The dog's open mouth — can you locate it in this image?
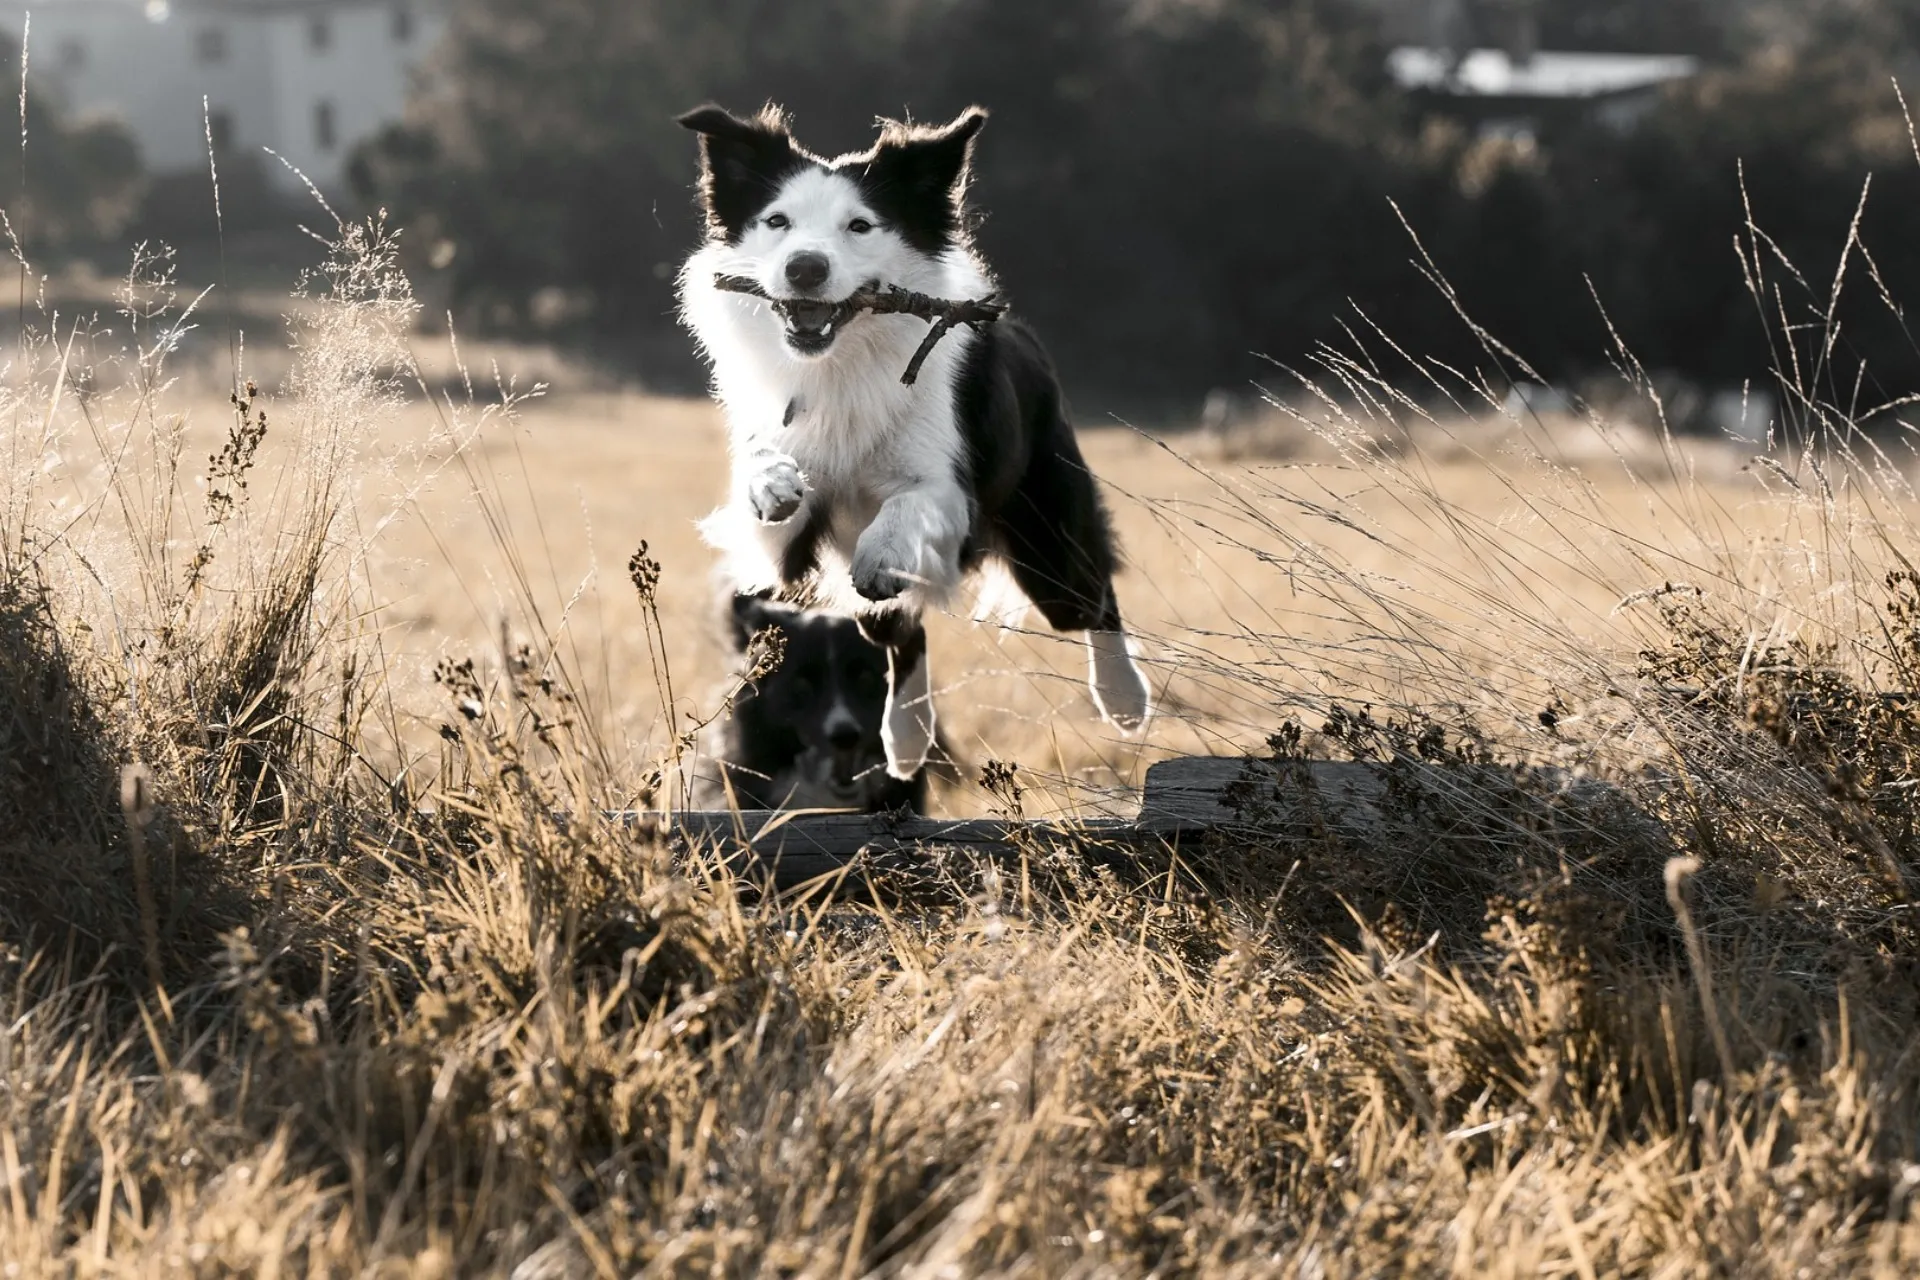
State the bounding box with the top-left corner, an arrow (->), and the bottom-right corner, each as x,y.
784,746 -> 882,808
830,746 -> 870,791
772,283 -> 877,356
781,301 -> 845,354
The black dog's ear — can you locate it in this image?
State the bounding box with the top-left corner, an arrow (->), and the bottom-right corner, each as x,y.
678,103 -> 800,241
859,107 -> 987,252
728,590 -> 768,650
728,590 -> 792,654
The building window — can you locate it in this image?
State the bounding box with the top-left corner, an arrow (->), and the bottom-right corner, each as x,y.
196,26 -> 226,63
393,6 -> 414,42
57,38 -> 85,71
207,109 -> 234,154
314,99 -> 336,151
308,16 -> 331,52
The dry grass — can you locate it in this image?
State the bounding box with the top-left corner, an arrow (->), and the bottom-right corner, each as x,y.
5,197 -> 1920,1278
336,381 -> 1783,819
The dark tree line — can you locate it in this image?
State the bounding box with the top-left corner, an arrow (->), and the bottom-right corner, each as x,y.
0,36 -> 142,256
352,0 -> 1920,412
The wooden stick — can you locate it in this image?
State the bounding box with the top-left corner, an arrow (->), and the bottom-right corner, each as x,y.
713,273 -> 1005,386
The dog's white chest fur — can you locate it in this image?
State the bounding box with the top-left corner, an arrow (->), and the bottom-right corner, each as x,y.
681,233 -> 990,611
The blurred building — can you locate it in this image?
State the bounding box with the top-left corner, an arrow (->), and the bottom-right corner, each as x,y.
0,0 -> 442,192
1387,46 -> 1701,138
1367,0 -> 1701,139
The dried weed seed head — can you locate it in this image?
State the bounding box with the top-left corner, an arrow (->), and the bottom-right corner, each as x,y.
627,541 -> 661,606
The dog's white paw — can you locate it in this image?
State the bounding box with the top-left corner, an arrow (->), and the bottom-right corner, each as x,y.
747,455 -> 807,525
850,525 -> 919,602
1088,629 -> 1151,732
882,658 -> 936,779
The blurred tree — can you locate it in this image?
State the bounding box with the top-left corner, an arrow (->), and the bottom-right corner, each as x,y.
1436,0 -> 1920,398
1534,0 -> 1723,55
356,0 -> 1429,401
0,34 -> 142,254
355,0 -> 1920,410
355,0 -> 914,350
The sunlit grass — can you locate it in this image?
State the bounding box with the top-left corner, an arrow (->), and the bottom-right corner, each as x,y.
4,172 -> 1920,1275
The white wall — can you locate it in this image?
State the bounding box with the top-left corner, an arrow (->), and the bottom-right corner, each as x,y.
264,3 -> 425,192
0,0 -> 442,192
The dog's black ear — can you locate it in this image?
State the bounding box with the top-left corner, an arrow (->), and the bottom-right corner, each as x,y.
678,103 -> 799,241
860,107 -> 987,252
728,590 -> 769,650
872,107 -> 987,197
729,590 -> 796,656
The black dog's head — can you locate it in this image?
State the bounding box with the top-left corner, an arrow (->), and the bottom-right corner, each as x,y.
700,592 -> 932,812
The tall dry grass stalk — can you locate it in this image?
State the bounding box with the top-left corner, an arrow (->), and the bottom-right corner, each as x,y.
5,159 -> 1920,1276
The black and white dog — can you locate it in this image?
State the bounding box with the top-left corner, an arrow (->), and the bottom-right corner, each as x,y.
694,591 -> 939,812
677,103 -> 1150,781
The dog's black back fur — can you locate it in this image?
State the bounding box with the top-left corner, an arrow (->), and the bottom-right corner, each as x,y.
953,318 -> 1123,633
696,592 -> 942,812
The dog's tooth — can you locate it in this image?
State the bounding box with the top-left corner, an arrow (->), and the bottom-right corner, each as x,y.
820,321 -> 833,337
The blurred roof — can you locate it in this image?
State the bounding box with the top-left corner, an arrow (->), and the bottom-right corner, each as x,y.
1388,47 -> 1701,99
0,0 -> 435,12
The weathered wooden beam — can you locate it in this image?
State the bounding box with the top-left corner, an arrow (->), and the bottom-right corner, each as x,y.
617,754 -> 1645,893
1135,756 -> 1384,833
1139,753 -> 1657,854
616,756 -> 1342,891
623,809 -> 1160,891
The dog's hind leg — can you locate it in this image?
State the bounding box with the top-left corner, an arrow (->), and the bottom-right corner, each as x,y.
859,610 -> 937,779
1010,568 -> 1150,732
998,452 -> 1152,733
1031,578 -> 1149,733
1084,612 -> 1150,731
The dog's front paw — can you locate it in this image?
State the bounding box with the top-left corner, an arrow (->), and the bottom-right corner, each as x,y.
850,529 -> 915,602
747,455 -> 807,525
853,567 -> 906,603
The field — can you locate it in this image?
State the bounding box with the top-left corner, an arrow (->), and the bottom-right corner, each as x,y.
353,366 -> 1773,818
6,223 -> 1920,1275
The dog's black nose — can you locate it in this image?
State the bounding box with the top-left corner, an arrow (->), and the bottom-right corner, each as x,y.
828,722 -> 862,751
785,252 -> 829,292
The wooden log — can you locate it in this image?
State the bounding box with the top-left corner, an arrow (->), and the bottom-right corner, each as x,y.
624,808 -> 1154,891
1140,754 -> 1657,851
1136,757 -> 1383,834
621,753 -> 1649,893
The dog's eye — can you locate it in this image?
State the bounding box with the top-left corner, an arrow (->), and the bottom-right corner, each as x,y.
847,217 -> 873,235
764,213 -> 790,230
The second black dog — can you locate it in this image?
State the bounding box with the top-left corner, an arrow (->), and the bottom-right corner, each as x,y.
694,592 -> 948,812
